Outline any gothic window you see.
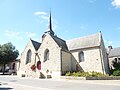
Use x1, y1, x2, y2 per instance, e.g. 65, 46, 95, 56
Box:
44, 49, 49, 62
79, 51, 84, 62
115, 58, 117, 62
26, 49, 32, 64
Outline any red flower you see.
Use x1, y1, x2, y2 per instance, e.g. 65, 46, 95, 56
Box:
31, 64, 36, 71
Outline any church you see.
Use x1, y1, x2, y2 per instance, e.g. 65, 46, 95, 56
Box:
18, 13, 110, 78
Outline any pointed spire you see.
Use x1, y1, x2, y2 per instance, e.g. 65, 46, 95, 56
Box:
49, 10, 52, 30
45, 11, 54, 35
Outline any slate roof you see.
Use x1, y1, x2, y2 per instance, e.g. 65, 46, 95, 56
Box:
66, 33, 101, 51
31, 39, 41, 51
109, 47, 120, 58
51, 35, 68, 51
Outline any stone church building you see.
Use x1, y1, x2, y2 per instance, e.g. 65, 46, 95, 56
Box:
18, 13, 110, 78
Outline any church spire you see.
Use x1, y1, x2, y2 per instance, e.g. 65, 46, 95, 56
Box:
49, 11, 52, 31
46, 11, 54, 35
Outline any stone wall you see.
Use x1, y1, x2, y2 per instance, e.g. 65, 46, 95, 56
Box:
18, 40, 37, 77
37, 34, 61, 78
71, 47, 103, 73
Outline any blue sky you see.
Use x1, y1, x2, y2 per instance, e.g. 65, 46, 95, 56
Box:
0, 0, 120, 56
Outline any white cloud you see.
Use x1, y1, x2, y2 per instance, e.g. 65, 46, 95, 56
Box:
25, 32, 36, 37
34, 11, 47, 15
5, 30, 23, 40
112, 0, 120, 8
34, 11, 58, 31
41, 15, 48, 20
34, 11, 49, 24
105, 40, 113, 46
5, 30, 19, 35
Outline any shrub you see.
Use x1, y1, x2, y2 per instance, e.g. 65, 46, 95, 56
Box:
91, 71, 104, 77
65, 71, 105, 77
65, 72, 71, 76
113, 70, 120, 76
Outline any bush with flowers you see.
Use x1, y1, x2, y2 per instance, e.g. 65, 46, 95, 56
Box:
31, 64, 36, 71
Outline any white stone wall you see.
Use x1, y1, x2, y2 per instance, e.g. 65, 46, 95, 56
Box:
71, 47, 103, 73
37, 34, 61, 78
61, 51, 71, 74
18, 40, 37, 77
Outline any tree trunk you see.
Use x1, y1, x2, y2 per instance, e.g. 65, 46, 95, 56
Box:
3, 63, 6, 75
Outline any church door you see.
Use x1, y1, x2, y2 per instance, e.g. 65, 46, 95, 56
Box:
37, 61, 41, 70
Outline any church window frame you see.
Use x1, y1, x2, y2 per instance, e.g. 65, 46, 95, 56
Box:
44, 49, 49, 62
79, 51, 84, 62
26, 49, 32, 64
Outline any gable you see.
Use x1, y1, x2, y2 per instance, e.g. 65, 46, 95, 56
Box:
21, 40, 36, 55
40, 33, 68, 51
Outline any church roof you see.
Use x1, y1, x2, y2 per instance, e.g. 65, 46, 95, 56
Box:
66, 33, 101, 51
51, 35, 68, 51
109, 47, 120, 58
31, 39, 41, 51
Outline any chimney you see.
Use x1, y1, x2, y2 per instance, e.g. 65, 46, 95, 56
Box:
108, 46, 112, 54
108, 46, 112, 49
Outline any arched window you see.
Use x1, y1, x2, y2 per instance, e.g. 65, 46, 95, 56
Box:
44, 49, 49, 62
79, 51, 84, 62
26, 49, 32, 64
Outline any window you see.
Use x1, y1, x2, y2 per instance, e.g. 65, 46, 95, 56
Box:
44, 49, 49, 62
118, 58, 120, 60
115, 58, 117, 62
26, 49, 32, 64
79, 51, 84, 62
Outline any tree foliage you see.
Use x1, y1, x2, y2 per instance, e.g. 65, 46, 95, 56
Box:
112, 60, 120, 69
111, 60, 120, 76
0, 42, 19, 64
0, 42, 19, 74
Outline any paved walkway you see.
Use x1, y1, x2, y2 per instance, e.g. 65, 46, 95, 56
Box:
0, 82, 49, 90
0, 76, 120, 90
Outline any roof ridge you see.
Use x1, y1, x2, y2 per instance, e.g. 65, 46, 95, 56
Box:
67, 32, 100, 42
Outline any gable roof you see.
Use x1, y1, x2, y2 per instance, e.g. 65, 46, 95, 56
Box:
109, 47, 120, 58
30, 39, 41, 51
66, 33, 101, 51
51, 35, 68, 51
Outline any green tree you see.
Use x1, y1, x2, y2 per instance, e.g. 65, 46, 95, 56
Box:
111, 60, 120, 76
0, 42, 19, 74
112, 60, 120, 69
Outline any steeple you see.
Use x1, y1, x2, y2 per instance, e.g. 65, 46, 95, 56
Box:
49, 11, 52, 31
45, 11, 54, 35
